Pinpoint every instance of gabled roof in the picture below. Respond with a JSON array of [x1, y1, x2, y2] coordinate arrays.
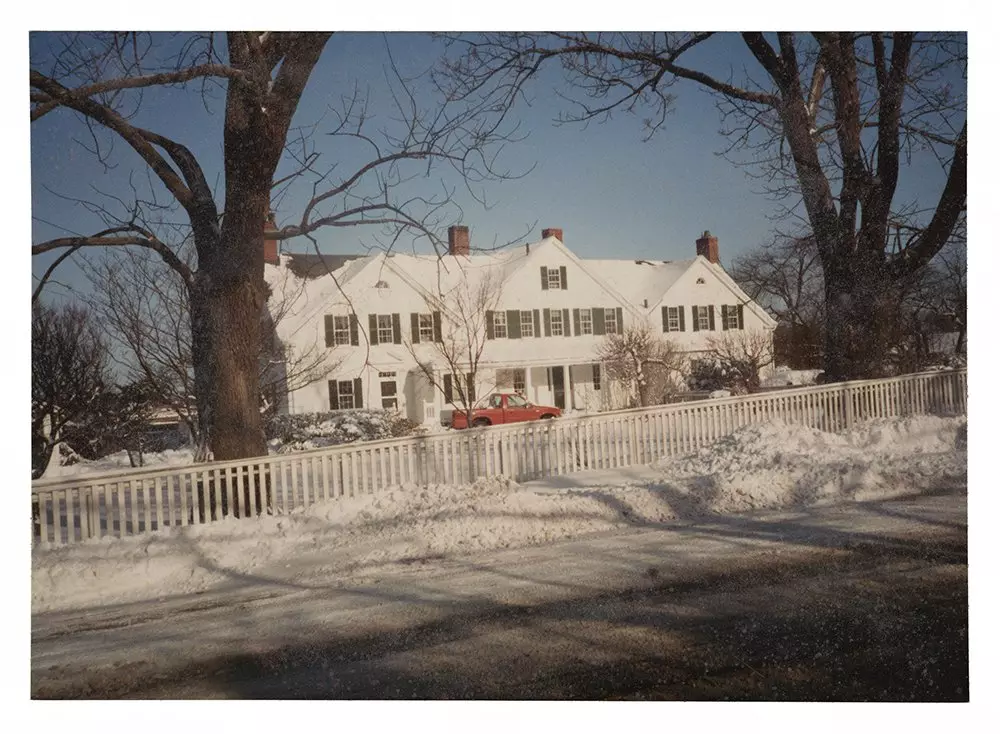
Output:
[[587, 257, 695, 310]]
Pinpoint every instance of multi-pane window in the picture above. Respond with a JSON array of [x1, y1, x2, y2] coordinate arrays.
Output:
[[337, 380, 356, 410], [666, 306, 681, 332], [418, 314, 434, 342], [550, 309, 564, 336], [379, 372, 398, 410], [513, 369, 526, 394], [493, 311, 508, 339], [333, 315, 351, 345], [605, 309, 618, 335], [520, 310, 534, 337], [579, 308, 593, 335], [696, 306, 710, 331], [547, 267, 562, 290], [725, 305, 740, 330], [377, 314, 394, 343]]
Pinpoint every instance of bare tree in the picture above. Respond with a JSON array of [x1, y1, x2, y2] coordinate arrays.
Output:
[[31, 303, 109, 477], [730, 235, 825, 368], [597, 326, 684, 408], [83, 244, 340, 456], [403, 267, 503, 425], [31, 32, 515, 460], [704, 330, 776, 393], [437, 32, 966, 382]]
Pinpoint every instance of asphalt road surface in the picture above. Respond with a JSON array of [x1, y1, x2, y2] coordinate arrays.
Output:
[[32, 493, 968, 700]]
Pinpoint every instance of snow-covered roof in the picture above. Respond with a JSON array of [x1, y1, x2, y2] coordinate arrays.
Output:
[[587, 258, 694, 310]]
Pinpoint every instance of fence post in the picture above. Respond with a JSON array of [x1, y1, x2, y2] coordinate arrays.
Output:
[[843, 383, 855, 431]]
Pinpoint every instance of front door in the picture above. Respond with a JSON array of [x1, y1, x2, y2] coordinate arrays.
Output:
[[551, 366, 565, 410]]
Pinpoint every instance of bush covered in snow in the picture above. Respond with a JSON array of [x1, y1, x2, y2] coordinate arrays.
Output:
[[265, 409, 420, 452]]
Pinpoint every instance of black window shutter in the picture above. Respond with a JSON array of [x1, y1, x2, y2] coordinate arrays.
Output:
[[540, 266, 549, 290], [349, 314, 359, 345], [328, 381, 337, 410], [708, 305, 716, 331], [679, 307, 686, 332], [661, 306, 669, 333], [738, 304, 745, 330], [562, 308, 571, 337], [467, 373, 476, 403], [507, 309, 521, 339], [433, 311, 442, 342], [486, 310, 495, 339], [392, 313, 402, 344], [692, 306, 700, 332], [560, 265, 568, 290], [721, 304, 729, 331], [443, 373, 453, 404], [593, 307, 606, 336], [615, 308, 623, 334], [410, 313, 420, 344], [353, 377, 363, 409], [593, 363, 601, 389], [368, 314, 379, 345], [324, 315, 334, 346], [573, 308, 581, 336], [543, 308, 552, 337], [533, 309, 541, 338]]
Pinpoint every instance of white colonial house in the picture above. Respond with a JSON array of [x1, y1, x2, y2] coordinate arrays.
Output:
[[263, 225, 777, 426]]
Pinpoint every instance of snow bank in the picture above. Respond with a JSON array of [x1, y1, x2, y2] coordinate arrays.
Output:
[[43, 448, 196, 478], [762, 368, 822, 387], [32, 415, 966, 613]]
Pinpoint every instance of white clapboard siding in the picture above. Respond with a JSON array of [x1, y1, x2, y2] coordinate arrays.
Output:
[[31, 369, 967, 547]]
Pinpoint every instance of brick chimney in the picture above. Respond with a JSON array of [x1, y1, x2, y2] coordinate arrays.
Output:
[[263, 211, 279, 265], [448, 225, 470, 256], [542, 227, 563, 242], [696, 230, 719, 265]]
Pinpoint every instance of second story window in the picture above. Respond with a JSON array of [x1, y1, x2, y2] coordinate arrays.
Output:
[[418, 314, 434, 342], [724, 305, 741, 330], [377, 314, 394, 343], [520, 310, 534, 337], [666, 306, 682, 332], [493, 311, 508, 339], [550, 309, 564, 336], [579, 308, 593, 335], [604, 309, 618, 335], [333, 315, 351, 345], [694, 306, 711, 331]]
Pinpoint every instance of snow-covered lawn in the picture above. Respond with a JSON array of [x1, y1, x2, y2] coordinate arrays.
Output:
[[32, 415, 966, 614]]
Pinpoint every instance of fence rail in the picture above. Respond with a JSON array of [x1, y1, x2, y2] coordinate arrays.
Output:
[[31, 369, 967, 547]]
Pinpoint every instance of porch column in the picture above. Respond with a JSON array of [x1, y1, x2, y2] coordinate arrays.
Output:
[[564, 363, 574, 411], [522, 367, 533, 402]]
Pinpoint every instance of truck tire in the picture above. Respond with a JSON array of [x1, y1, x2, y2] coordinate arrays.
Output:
[[472, 417, 491, 427]]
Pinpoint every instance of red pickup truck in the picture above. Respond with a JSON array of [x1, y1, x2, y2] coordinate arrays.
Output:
[[451, 392, 561, 429]]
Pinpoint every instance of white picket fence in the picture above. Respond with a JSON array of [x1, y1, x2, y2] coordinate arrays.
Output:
[[31, 369, 967, 547]]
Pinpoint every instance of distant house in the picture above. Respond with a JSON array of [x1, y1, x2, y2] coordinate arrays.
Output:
[[264, 225, 776, 426]]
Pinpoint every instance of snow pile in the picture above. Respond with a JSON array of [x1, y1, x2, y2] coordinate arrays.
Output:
[[266, 409, 418, 452], [32, 415, 966, 613], [43, 448, 196, 477], [762, 367, 823, 387]]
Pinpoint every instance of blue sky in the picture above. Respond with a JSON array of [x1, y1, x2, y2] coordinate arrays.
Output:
[[30, 32, 961, 303]]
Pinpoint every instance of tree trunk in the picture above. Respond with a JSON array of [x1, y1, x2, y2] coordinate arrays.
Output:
[[189, 262, 268, 461], [822, 249, 900, 382]]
